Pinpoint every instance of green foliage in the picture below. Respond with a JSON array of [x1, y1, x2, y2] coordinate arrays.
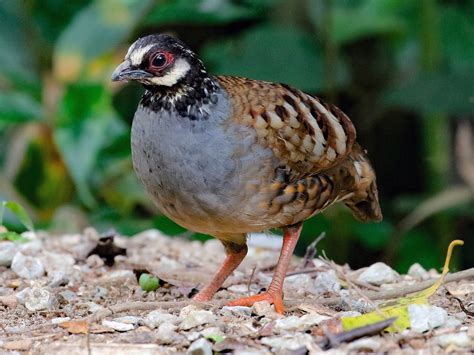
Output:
[[0, 0, 472, 271], [0, 200, 34, 243], [0, 201, 34, 232]]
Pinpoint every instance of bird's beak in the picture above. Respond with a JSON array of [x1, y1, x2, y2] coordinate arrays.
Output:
[[111, 60, 153, 82]]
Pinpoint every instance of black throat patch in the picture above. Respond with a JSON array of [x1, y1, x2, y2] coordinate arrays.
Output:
[[140, 68, 220, 121]]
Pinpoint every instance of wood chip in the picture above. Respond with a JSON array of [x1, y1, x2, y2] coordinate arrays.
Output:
[[59, 320, 89, 334]]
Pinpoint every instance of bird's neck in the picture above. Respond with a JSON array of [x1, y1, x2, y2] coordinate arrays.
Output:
[[140, 70, 220, 121]]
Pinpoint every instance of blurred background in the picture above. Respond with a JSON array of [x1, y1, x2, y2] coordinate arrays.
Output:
[[0, 0, 472, 272]]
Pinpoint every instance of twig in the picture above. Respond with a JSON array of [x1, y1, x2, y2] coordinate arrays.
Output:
[[247, 266, 257, 297], [300, 232, 326, 269], [320, 317, 396, 350], [444, 288, 474, 317], [285, 267, 326, 277]]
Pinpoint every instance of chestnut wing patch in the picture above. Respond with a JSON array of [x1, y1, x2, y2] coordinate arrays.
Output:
[[217, 76, 357, 177]]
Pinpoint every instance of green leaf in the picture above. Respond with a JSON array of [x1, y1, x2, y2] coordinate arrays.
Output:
[[53, 0, 153, 82], [1, 201, 34, 231], [202, 25, 336, 92], [383, 71, 474, 115], [0, 2, 38, 86], [0, 92, 43, 124], [54, 84, 126, 207], [0, 231, 30, 243], [440, 7, 474, 71], [326, 0, 408, 45], [145, 0, 268, 25]]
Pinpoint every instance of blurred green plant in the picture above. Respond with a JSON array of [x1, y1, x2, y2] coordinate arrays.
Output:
[[0, 0, 472, 271], [0, 200, 34, 242]]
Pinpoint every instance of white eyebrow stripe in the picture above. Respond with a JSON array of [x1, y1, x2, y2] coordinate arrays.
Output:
[[128, 44, 155, 65], [147, 58, 191, 87]]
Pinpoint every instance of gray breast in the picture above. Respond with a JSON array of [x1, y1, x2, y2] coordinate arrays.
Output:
[[131, 93, 275, 234]]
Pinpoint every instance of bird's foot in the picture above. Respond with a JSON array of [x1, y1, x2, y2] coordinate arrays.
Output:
[[228, 291, 284, 314]]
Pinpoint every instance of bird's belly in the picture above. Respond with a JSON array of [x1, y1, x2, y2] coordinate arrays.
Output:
[[131, 107, 276, 234]]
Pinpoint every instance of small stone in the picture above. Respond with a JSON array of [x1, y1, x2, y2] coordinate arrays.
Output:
[[113, 316, 141, 325], [408, 304, 447, 333], [312, 270, 341, 294], [11, 253, 45, 279], [274, 316, 304, 331], [347, 337, 384, 351], [261, 334, 313, 351], [99, 270, 136, 285], [40, 252, 75, 274], [156, 323, 184, 344], [93, 286, 108, 300], [444, 316, 462, 328], [200, 327, 224, 339], [102, 320, 134, 332], [221, 306, 252, 317], [187, 338, 213, 355], [357, 262, 399, 285], [252, 301, 273, 316], [16, 286, 53, 311], [227, 284, 251, 293], [179, 304, 201, 318], [86, 302, 105, 313], [180, 310, 216, 330], [58, 290, 77, 302], [284, 274, 313, 294], [408, 263, 429, 280], [86, 254, 104, 268], [436, 332, 471, 348], [48, 271, 70, 287], [144, 310, 179, 329], [274, 314, 329, 332], [51, 317, 71, 324], [0, 294, 18, 308], [0, 242, 18, 267]]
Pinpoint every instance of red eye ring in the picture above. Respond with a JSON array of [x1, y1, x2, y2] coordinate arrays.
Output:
[[150, 51, 173, 70]]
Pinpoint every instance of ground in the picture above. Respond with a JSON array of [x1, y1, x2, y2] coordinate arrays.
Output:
[[0, 229, 473, 354]]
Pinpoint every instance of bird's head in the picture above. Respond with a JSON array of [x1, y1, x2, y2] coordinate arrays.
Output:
[[111, 34, 205, 87]]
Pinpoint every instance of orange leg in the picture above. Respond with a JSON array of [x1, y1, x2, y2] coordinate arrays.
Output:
[[193, 243, 247, 302], [228, 223, 303, 314]]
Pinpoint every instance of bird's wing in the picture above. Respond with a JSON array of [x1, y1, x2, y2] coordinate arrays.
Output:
[[216, 76, 356, 178]]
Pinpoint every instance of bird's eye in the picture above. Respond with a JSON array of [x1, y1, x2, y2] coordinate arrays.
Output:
[[151, 52, 168, 69]]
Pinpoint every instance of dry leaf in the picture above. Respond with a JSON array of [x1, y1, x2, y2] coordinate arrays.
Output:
[[59, 320, 89, 334]]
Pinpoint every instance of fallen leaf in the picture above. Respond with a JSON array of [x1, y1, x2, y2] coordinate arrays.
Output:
[[341, 240, 464, 333], [59, 320, 89, 334]]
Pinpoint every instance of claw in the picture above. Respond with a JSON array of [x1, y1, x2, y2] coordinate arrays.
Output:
[[228, 291, 284, 314]]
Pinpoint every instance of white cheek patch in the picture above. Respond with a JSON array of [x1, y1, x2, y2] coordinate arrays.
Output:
[[147, 58, 191, 87], [129, 44, 155, 66]]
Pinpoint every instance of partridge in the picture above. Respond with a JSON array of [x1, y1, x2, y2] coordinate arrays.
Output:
[[112, 34, 382, 313]]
